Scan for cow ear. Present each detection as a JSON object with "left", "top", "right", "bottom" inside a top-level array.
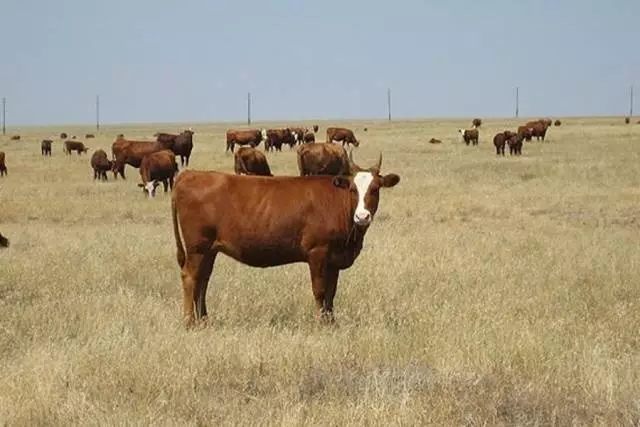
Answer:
[
  {"left": 381, "top": 173, "right": 400, "bottom": 188},
  {"left": 332, "top": 176, "right": 351, "bottom": 189},
  {"left": 137, "top": 183, "right": 144, "bottom": 188}
]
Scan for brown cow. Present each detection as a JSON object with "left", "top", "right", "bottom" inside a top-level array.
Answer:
[
  {"left": 85, "top": 133, "right": 95, "bottom": 139},
  {"left": 313, "top": 125, "right": 319, "bottom": 133},
  {"left": 517, "top": 125, "right": 533, "bottom": 141},
  {"left": 507, "top": 133, "right": 524, "bottom": 156},
  {"left": 155, "top": 129, "right": 195, "bottom": 167},
  {"left": 288, "top": 127, "right": 308, "bottom": 146},
  {"left": 137, "top": 149, "right": 179, "bottom": 197},
  {"left": 234, "top": 147, "right": 273, "bottom": 176},
  {"left": 111, "top": 138, "right": 173, "bottom": 179},
  {"left": 41, "top": 139, "right": 53, "bottom": 156},
  {"left": 625, "top": 117, "right": 630, "bottom": 124},
  {"left": 458, "top": 128, "right": 479, "bottom": 146},
  {"left": 297, "top": 142, "right": 352, "bottom": 177},
  {"left": 90, "top": 149, "right": 113, "bottom": 181},
  {"left": 554, "top": 120, "right": 562, "bottom": 126},
  {"left": 0, "top": 232, "right": 8, "bottom": 248},
  {"left": 493, "top": 132, "right": 507, "bottom": 156},
  {"left": 60, "top": 132, "right": 68, "bottom": 139},
  {"left": 226, "top": 129, "right": 267, "bottom": 152},
  {"left": 428, "top": 138, "right": 442, "bottom": 144},
  {"left": 64, "top": 140, "right": 89, "bottom": 155},
  {"left": 265, "top": 128, "right": 295, "bottom": 152},
  {"left": 326, "top": 127, "right": 360, "bottom": 147},
  {"left": 0, "top": 151, "right": 6, "bottom": 176},
  {"left": 170, "top": 153, "right": 400, "bottom": 326},
  {"left": 529, "top": 122, "right": 549, "bottom": 141},
  {"left": 472, "top": 118, "right": 482, "bottom": 128},
  {"left": 303, "top": 132, "right": 316, "bottom": 143},
  {"left": 10, "top": 135, "right": 20, "bottom": 141}
]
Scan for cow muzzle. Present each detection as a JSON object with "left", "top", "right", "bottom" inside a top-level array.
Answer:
[{"left": 354, "top": 209, "right": 372, "bottom": 226}]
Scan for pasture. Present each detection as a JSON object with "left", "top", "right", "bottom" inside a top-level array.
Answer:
[{"left": 0, "top": 118, "right": 639, "bottom": 425}]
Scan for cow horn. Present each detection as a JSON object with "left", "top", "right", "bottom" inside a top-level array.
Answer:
[{"left": 376, "top": 153, "right": 382, "bottom": 171}]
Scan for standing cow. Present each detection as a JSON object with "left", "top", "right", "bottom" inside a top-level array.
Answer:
[
  {"left": 234, "top": 147, "right": 273, "bottom": 176},
  {"left": 90, "top": 149, "right": 114, "bottom": 181},
  {"left": 155, "top": 129, "right": 195, "bottom": 167},
  {"left": 170, "top": 152, "right": 400, "bottom": 327},
  {"left": 64, "top": 140, "right": 89, "bottom": 155},
  {"left": 297, "top": 142, "right": 353, "bottom": 177},
  {"left": 0, "top": 151, "right": 6, "bottom": 176},
  {"left": 41, "top": 139, "right": 53, "bottom": 156},
  {"left": 326, "top": 127, "right": 360, "bottom": 147},
  {"left": 137, "top": 149, "right": 179, "bottom": 198},
  {"left": 226, "top": 129, "right": 267, "bottom": 152},
  {"left": 458, "top": 128, "right": 479, "bottom": 146}
]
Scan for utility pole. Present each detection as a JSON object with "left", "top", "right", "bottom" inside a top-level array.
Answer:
[
  {"left": 247, "top": 92, "right": 252, "bottom": 126},
  {"left": 515, "top": 87, "right": 519, "bottom": 118},
  {"left": 630, "top": 84, "right": 634, "bottom": 118},
  {"left": 96, "top": 95, "right": 100, "bottom": 132},
  {"left": 1, "top": 97, "right": 5, "bottom": 135},
  {"left": 387, "top": 88, "right": 391, "bottom": 121}
]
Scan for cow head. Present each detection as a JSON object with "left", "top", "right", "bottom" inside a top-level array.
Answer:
[
  {"left": 332, "top": 151, "right": 400, "bottom": 227},
  {"left": 260, "top": 129, "right": 267, "bottom": 142},
  {"left": 138, "top": 180, "right": 161, "bottom": 198}
]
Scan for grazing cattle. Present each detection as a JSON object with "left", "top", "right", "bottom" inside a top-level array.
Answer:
[
  {"left": 517, "top": 125, "right": 533, "bottom": 141},
  {"left": 226, "top": 129, "right": 267, "bottom": 152},
  {"left": 64, "top": 140, "right": 89, "bottom": 155},
  {"left": 472, "top": 118, "right": 482, "bottom": 128},
  {"left": 170, "top": 152, "right": 400, "bottom": 326},
  {"left": 0, "top": 151, "right": 6, "bottom": 176},
  {"left": 625, "top": 117, "right": 630, "bottom": 124},
  {"left": 493, "top": 132, "right": 507, "bottom": 156},
  {"left": 297, "top": 142, "right": 352, "bottom": 176},
  {"left": 41, "top": 139, "right": 53, "bottom": 156},
  {"left": 458, "top": 128, "right": 479, "bottom": 146},
  {"left": 428, "top": 138, "right": 442, "bottom": 144},
  {"left": 530, "top": 122, "right": 549, "bottom": 141},
  {"left": 137, "top": 149, "right": 179, "bottom": 198},
  {"left": 155, "top": 129, "right": 195, "bottom": 167},
  {"left": 313, "top": 125, "right": 319, "bottom": 133},
  {"left": 10, "top": 135, "right": 20, "bottom": 141},
  {"left": 85, "top": 133, "right": 95, "bottom": 139},
  {"left": 288, "top": 127, "right": 308, "bottom": 146},
  {"left": 507, "top": 133, "right": 524, "bottom": 156},
  {"left": 554, "top": 120, "right": 562, "bottom": 126},
  {"left": 111, "top": 138, "right": 173, "bottom": 179},
  {"left": 90, "top": 149, "right": 114, "bottom": 181},
  {"left": 326, "top": 127, "right": 360, "bottom": 147},
  {"left": 302, "top": 132, "right": 316, "bottom": 143},
  {"left": 265, "top": 128, "right": 295, "bottom": 152},
  {"left": 60, "top": 132, "right": 68, "bottom": 139},
  {"left": 234, "top": 147, "right": 273, "bottom": 176},
  {"left": 0, "top": 232, "right": 8, "bottom": 248}
]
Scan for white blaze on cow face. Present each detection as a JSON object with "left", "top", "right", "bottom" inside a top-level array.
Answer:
[
  {"left": 144, "top": 180, "right": 158, "bottom": 198},
  {"left": 352, "top": 171, "right": 375, "bottom": 226},
  {"left": 261, "top": 129, "right": 267, "bottom": 141}
]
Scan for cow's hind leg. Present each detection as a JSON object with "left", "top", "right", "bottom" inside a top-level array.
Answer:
[{"left": 181, "top": 250, "right": 216, "bottom": 327}]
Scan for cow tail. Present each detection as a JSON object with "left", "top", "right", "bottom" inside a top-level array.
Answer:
[{"left": 171, "top": 197, "right": 186, "bottom": 269}]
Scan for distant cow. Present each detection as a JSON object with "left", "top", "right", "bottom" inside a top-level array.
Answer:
[
  {"left": 517, "top": 125, "right": 533, "bottom": 142},
  {"left": 554, "top": 120, "right": 562, "bottom": 126},
  {"left": 472, "top": 118, "right": 482, "bottom": 128},
  {"left": 265, "top": 128, "right": 295, "bottom": 152},
  {"left": 41, "top": 139, "right": 53, "bottom": 156},
  {"left": 155, "top": 129, "right": 195, "bottom": 166},
  {"left": 10, "top": 135, "right": 20, "bottom": 141},
  {"left": 288, "top": 127, "right": 308, "bottom": 146},
  {"left": 428, "top": 138, "right": 442, "bottom": 144},
  {"left": 226, "top": 129, "right": 267, "bottom": 152},
  {"left": 85, "top": 133, "right": 95, "bottom": 139},
  {"left": 507, "top": 133, "right": 524, "bottom": 156},
  {"left": 60, "top": 132, "right": 68, "bottom": 139},
  {"left": 111, "top": 138, "right": 174, "bottom": 179},
  {"left": 303, "top": 132, "right": 316, "bottom": 143},
  {"left": 0, "top": 232, "right": 8, "bottom": 248},
  {"left": 313, "top": 125, "right": 319, "bottom": 133},
  {"left": 137, "top": 149, "right": 179, "bottom": 198},
  {"left": 0, "top": 151, "right": 6, "bottom": 176},
  {"left": 90, "top": 149, "right": 114, "bottom": 181},
  {"left": 458, "top": 128, "right": 479, "bottom": 146},
  {"left": 64, "top": 140, "right": 89, "bottom": 155},
  {"left": 297, "top": 142, "right": 352, "bottom": 177},
  {"left": 493, "top": 132, "right": 507, "bottom": 156},
  {"left": 530, "top": 122, "right": 549, "bottom": 142},
  {"left": 326, "top": 127, "right": 360, "bottom": 147},
  {"left": 625, "top": 117, "right": 630, "bottom": 124},
  {"left": 234, "top": 147, "right": 273, "bottom": 176}
]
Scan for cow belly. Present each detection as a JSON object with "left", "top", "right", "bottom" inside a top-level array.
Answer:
[{"left": 216, "top": 241, "right": 305, "bottom": 268}]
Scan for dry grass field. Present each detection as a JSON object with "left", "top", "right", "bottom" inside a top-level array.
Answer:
[{"left": 0, "top": 117, "right": 639, "bottom": 426}]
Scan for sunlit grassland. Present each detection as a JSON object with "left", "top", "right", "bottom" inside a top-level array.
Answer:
[{"left": 0, "top": 117, "right": 639, "bottom": 425}]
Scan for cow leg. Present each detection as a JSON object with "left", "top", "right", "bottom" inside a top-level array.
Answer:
[
  {"left": 322, "top": 266, "right": 339, "bottom": 323},
  {"left": 181, "top": 250, "right": 215, "bottom": 327},
  {"left": 308, "top": 249, "right": 336, "bottom": 322},
  {"left": 163, "top": 179, "right": 169, "bottom": 193}
]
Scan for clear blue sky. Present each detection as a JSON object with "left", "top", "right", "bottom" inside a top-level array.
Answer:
[{"left": 1, "top": 0, "right": 638, "bottom": 126}]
